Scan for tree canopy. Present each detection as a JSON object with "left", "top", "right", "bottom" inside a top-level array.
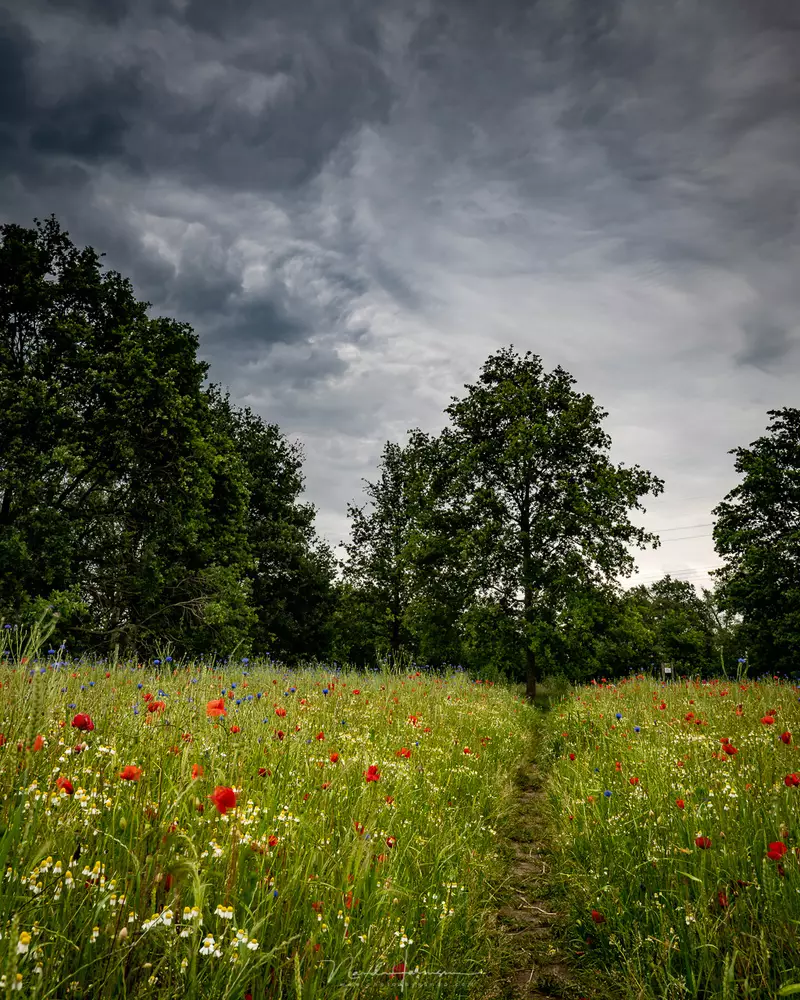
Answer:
[{"left": 712, "top": 408, "right": 800, "bottom": 674}]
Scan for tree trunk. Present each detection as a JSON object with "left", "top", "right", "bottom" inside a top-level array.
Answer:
[
  {"left": 520, "top": 495, "right": 537, "bottom": 701},
  {"left": 525, "top": 646, "right": 537, "bottom": 701}
]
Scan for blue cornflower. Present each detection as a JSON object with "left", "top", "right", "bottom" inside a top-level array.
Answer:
[
  {"left": 153, "top": 659, "right": 160, "bottom": 665},
  {"left": 604, "top": 790, "right": 612, "bottom": 797},
  {"left": 322, "top": 688, "right": 329, "bottom": 695},
  {"left": 236, "top": 699, "right": 242, "bottom": 706},
  {"left": 242, "top": 658, "right": 249, "bottom": 664},
  {"left": 615, "top": 712, "right": 622, "bottom": 720},
  {"left": 137, "top": 683, "right": 143, "bottom": 689},
  {"left": 231, "top": 683, "right": 236, "bottom": 690},
  {"left": 273, "top": 890, "right": 278, "bottom": 899},
  {"left": 634, "top": 726, "right": 641, "bottom": 733},
  {"left": 67, "top": 703, "right": 76, "bottom": 709},
  {"left": 594, "top": 767, "right": 600, "bottom": 773},
  {"left": 165, "top": 656, "right": 172, "bottom": 663}
]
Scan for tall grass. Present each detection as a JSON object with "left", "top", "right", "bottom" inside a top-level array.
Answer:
[
  {"left": 0, "top": 641, "right": 537, "bottom": 999},
  {"left": 543, "top": 674, "right": 800, "bottom": 999}
]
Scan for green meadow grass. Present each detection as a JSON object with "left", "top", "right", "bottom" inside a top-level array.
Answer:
[
  {"left": 0, "top": 652, "right": 537, "bottom": 999},
  {"left": 544, "top": 675, "right": 800, "bottom": 1000}
]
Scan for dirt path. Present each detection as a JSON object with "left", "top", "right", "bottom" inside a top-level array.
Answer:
[{"left": 489, "top": 755, "right": 575, "bottom": 1000}]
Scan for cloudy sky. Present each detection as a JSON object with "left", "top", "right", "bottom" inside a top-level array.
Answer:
[{"left": 2, "top": 0, "right": 799, "bottom": 589}]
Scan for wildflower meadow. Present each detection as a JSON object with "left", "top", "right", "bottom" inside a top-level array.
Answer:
[
  {"left": 545, "top": 675, "right": 800, "bottom": 999},
  {"left": 0, "top": 639, "right": 536, "bottom": 999}
]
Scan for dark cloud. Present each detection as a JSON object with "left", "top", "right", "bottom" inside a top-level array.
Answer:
[{"left": 0, "top": 0, "right": 799, "bottom": 581}]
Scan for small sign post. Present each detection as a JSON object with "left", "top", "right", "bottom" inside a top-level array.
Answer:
[{"left": 661, "top": 663, "right": 673, "bottom": 682}]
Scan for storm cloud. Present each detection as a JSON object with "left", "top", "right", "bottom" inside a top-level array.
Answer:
[{"left": 2, "top": 0, "right": 799, "bottom": 587}]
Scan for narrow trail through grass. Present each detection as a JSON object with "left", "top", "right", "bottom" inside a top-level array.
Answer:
[{"left": 481, "top": 711, "right": 578, "bottom": 1000}]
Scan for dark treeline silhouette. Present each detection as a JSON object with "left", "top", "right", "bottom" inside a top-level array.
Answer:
[{"left": 1, "top": 218, "right": 796, "bottom": 683}]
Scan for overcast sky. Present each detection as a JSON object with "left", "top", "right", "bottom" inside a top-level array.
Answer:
[{"left": 2, "top": 0, "right": 799, "bottom": 589}]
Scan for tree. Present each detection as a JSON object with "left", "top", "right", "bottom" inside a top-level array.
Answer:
[
  {"left": 209, "top": 390, "right": 338, "bottom": 663},
  {"left": 712, "top": 408, "right": 800, "bottom": 674},
  {"left": 441, "top": 347, "right": 664, "bottom": 698},
  {"left": 0, "top": 216, "right": 257, "bottom": 654},
  {"left": 626, "top": 576, "right": 718, "bottom": 675},
  {"left": 339, "top": 440, "right": 422, "bottom": 667}
]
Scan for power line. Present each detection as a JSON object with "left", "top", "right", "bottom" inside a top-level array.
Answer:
[
  {"left": 657, "top": 532, "right": 714, "bottom": 542},
  {"left": 651, "top": 522, "right": 714, "bottom": 532}
]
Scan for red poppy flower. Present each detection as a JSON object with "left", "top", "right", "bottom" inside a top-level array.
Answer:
[
  {"left": 71, "top": 713, "right": 95, "bottom": 732},
  {"left": 385, "top": 795, "right": 395, "bottom": 805},
  {"left": 56, "top": 776, "right": 74, "bottom": 795},
  {"left": 390, "top": 963, "right": 406, "bottom": 981},
  {"left": 396, "top": 748, "right": 412, "bottom": 759},
  {"left": 143, "top": 692, "right": 154, "bottom": 702},
  {"left": 351, "top": 689, "right": 361, "bottom": 695},
  {"left": 675, "top": 799, "right": 685, "bottom": 809},
  {"left": 32, "top": 735, "right": 45, "bottom": 752},
  {"left": 695, "top": 836, "right": 712, "bottom": 849},
  {"left": 268, "top": 835, "right": 279, "bottom": 847},
  {"left": 569, "top": 753, "right": 576, "bottom": 761},
  {"left": 723, "top": 744, "right": 738, "bottom": 755},
  {"left": 229, "top": 725, "right": 241, "bottom": 734},
  {"left": 717, "top": 891, "right": 728, "bottom": 908},
  {"left": 191, "top": 763, "right": 204, "bottom": 780},
  {"left": 258, "top": 767, "right": 268, "bottom": 777},
  {"left": 386, "top": 836, "right": 396, "bottom": 848},
  {"left": 275, "top": 707, "right": 287, "bottom": 718},
  {"left": 781, "top": 732, "right": 792, "bottom": 745},
  {"left": 761, "top": 716, "right": 775, "bottom": 726},
  {"left": 463, "top": 747, "right": 472, "bottom": 754},
  {"left": 316, "top": 731, "right": 324, "bottom": 741},
  {"left": 785, "top": 773, "right": 800, "bottom": 787},
  {"left": 629, "top": 776, "right": 639, "bottom": 786},
  {"left": 364, "top": 765, "right": 381, "bottom": 783},
  {"left": 120, "top": 765, "right": 142, "bottom": 781},
  {"left": 209, "top": 785, "right": 237, "bottom": 815},
  {"left": 275, "top": 729, "right": 285, "bottom": 741},
  {"left": 767, "top": 841, "right": 788, "bottom": 861},
  {"left": 408, "top": 715, "right": 419, "bottom": 726},
  {"left": 590, "top": 910, "right": 605, "bottom": 924},
  {"left": 206, "top": 698, "right": 226, "bottom": 718},
  {"left": 329, "top": 752, "right": 339, "bottom": 763},
  {"left": 0, "top": 734, "right": 5, "bottom": 746},
  {"left": 147, "top": 701, "right": 165, "bottom": 713}
]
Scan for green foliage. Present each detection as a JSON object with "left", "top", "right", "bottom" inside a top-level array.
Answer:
[
  {"left": 713, "top": 407, "right": 800, "bottom": 674},
  {"left": 438, "top": 347, "right": 664, "bottom": 689},
  {"left": 0, "top": 217, "right": 334, "bottom": 659}
]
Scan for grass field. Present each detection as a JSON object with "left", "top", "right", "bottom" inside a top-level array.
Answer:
[
  {"left": 0, "top": 651, "right": 536, "bottom": 999},
  {"left": 543, "top": 674, "right": 800, "bottom": 1000}
]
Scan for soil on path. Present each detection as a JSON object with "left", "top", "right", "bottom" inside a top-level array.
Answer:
[{"left": 483, "top": 754, "right": 577, "bottom": 1000}]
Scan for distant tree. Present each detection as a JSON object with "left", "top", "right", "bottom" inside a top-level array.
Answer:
[
  {"left": 627, "top": 576, "right": 718, "bottom": 675},
  {"left": 209, "top": 390, "right": 338, "bottom": 663},
  {"left": 439, "top": 347, "right": 664, "bottom": 697},
  {"left": 339, "top": 440, "right": 424, "bottom": 667},
  {"left": 713, "top": 408, "right": 800, "bottom": 674}
]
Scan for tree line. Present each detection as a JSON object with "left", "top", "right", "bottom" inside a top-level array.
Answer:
[{"left": 1, "top": 218, "right": 797, "bottom": 685}]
